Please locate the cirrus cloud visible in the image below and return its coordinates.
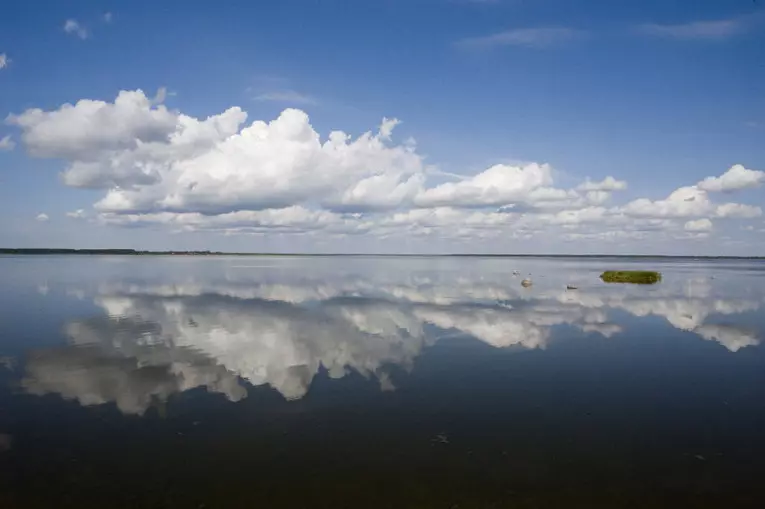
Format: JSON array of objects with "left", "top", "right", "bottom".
[
  {"left": 456, "top": 27, "right": 587, "bottom": 50},
  {"left": 636, "top": 19, "right": 745, "bottom": 40}
]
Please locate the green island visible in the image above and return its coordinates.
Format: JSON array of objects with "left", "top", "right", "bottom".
[{"left": 600, "top": 270, "right": 662, "bottom": 284}]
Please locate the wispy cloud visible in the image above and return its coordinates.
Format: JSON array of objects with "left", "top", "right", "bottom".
[
  {"left": 456, "top": 27, "right": 587, "bottom": 50},
  {"left": 151, "top": 87, "right": 176, "bottom": 105},
  {"left": 67, "top": 209, "right": 87, "bottom": 219},
  {"left": 36, "top": 213, "right": 49, "bottom": 222},
  {"left": 637, "top": 19, "right": 745, "bottom": 40},
  {"left": 104, "top": 12, "right": 113, "bottom": 23},
  {"left": 0, "top": 53, "right": 9, "bottom": 70},
  {"left": 0, "top": 135, "right": 15, "bottom": 151},
  {"left": 636, "top": 10, "right": 765, "bottom": 41},
  {"left": 64, "top": 19, "right": 89, "bottom": 39},
  {"left": 253, "top": 90, "right": 318, "bottom": 105}
]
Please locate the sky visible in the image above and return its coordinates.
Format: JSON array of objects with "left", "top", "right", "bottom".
[{"left": 0, "top": 0, "right": 763, "bottom": 255}]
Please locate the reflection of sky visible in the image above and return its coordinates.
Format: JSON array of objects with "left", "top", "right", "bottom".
[{"left": 12, "top": 257, "right": 765, "bottom": 414}]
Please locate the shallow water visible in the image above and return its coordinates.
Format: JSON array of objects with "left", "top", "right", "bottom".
[{"left": 1, "top": 255, "right": 765, "bottom": 508}]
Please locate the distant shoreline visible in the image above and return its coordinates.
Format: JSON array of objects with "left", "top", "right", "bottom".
[{"left": 0, "top": 248, "right": 763, "bottom": 259}]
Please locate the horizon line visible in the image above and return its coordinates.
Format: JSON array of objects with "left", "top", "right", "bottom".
[{"left": 0, "top": 248, "right": 763, "bottom": 259}]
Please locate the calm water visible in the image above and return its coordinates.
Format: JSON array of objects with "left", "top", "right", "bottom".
[{"left": 1, "top": 256, "right": 765, "bottom": 508}]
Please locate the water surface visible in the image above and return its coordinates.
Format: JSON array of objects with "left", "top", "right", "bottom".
[{"left": 1, "top": 256, "right": 765, "bottom": 508}]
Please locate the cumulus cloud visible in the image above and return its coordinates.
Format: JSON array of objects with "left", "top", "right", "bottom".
[
  {"left": 6, "top": 90, "right": 182, "bottom": 164},
  {"left": 0, "top": 53, "right": 9, "bottom": 70},
  {"left": 715, "top": 203, "right": 762, "bottom": 219},
  {"left": 0, "top": 135, "right": 14, "bottom": 151},
  {"left": 555, "top": 207, "right": 620, "bottom": 226},
  {"left": 98, "top": 206, "right": 373, "bottom": 237},
  {"left": 623, "top": 183, "right": 760, "bottom": 221},
  {"left": 697, "top": 164, "right": 765, "bottom": 192},
  {"left": 8, "top": 92, "right": 426, "bottom": 214},
  {"left": 684, "top": 218, "right": 712, "bottom": 232},
  {"left": 572, "top": 177, "right": 627, "bottom": 206},
  {"left": 63, "top": 19, "right": 89, "bottom": 39},
  {"left": 576, "top": 176, "right": 627, "bottom": 192},
  {"left": 36, "top": 213, "right": 49, "bottom": 222},
  {"left": 415, "top": 163, "right": 554, "bottom": 208},
  {"left": 623, "top": 186, "right": 710, "bottom": 218},
  {"left": 6, "top": 89, "right": 763, "bottom": 248}
]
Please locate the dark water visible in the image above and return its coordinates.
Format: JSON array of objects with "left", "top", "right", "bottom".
[{"left": 1, "top": 256, "right": 765, "bottom": 508}]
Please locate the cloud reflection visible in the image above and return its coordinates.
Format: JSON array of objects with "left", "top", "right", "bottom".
[
  {"left": 22, "top": 316, "right": 247, "bottom": 415},
  {"left": 19, "top": 267, "right": 761, "bottom": 413}
]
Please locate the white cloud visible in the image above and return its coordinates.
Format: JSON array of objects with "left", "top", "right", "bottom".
[
  {"left": 6, "top": 90, "right": 181, "bottom": 163},
  {"left": 623, "top": 186, "right": 711, "bottom": 218},
  {"left": 377, "top": 207, "right": 516, "bottom": 240},
  {"left": 0, "top": 53, "right": 9, "bottom": 70},
  {"left": 584, "top": 190, "right": 611, "bottom": 204},
  {"left": 98, "top": 206, "right": 371, "bottom": 236},
  {"left": 715, "top": 203, "right": 762, "bottom": 219},
  {"left": 0, "top": 135, "right": 15, "bottom": 151},
  {"left": 378, "top": 117, "right": 400, "bottom": 140},
  {"left": 151, "top": 87, "right": 167, "bottom": 105},
  {"left": 571, "top": 177, "right": 626, "bottom": 207},
  {"left": 7, "top": 88, "right": 764, "bottom": 249},
  {"left": 66, "top": 209, "right": 87, "bottom": 219},
  {"left": 576, "top": 176, "right": 627, "bottom": 192},
  {"left": 621, "top": 184, "right": 761, "bottom": 222},
  {"left": 91, "top": 111, "right": 422, "bottom": 214},
  {"left": 545, "top": 206, "right": 610, "bottom": 225},
  {"left": 697, "top": 164, "right": 765, "bottom": 192},
  {"left": 415, "top": 163, "right": 554, "bottom": 208},
  {"left": 684, "top": 218, "right": 712, "bottom": 232},
  {"left": 36, "top": 213, "right": 49, "bottom": 222},
  {"left": 63, "top": 19, "right": 89, "bottom": 39},
  {"left": 637, "top": 19, "right": 744, "bottom": 40},
  {"left": 253, "top": 90, "right": 317, "bottom": 105},
  {"left": 456, "top": 27, "right": 586, "bottom": 50},
  {"left": 104, "top": 12, "right": 113, "bottom": 23}
]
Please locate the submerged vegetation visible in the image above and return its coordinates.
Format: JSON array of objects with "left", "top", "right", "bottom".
[{"left": 600, "top": 270, "right": 662, "bottom": 284}]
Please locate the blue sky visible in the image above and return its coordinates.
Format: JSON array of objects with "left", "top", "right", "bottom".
[{"left": 1, "top": 0, "right": 763, "bottom": 254}]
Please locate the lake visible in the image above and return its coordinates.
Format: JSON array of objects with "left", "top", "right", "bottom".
[{"left": 1, "top": 255, "right": 765, "bottom": 508}]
